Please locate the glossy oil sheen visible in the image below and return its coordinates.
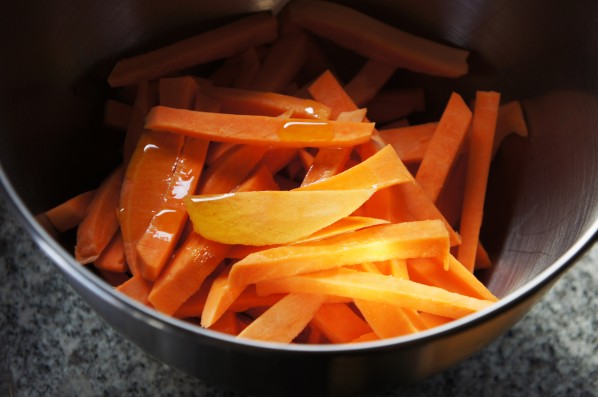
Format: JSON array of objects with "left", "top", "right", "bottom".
[{"left": 0, "top": 0, "right": 596, "bottom": 396}]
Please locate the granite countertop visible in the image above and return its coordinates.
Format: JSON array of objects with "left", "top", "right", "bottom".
[{"left": 0, "top": 194, "right": 596, "bottom": 397}]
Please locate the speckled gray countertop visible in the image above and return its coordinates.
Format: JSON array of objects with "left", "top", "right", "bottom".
[{"left": 0, "top": 194, "right": 597, "bottom": 397}]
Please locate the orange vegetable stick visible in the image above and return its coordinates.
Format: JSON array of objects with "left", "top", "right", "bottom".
[
  {"left": 311, "top": 302, "right": 373, "bottom": 343},
  {"left": 44, "top": 190, "right": 95, "bottom": 232},
  {"left": 364, "top": 88, "right": 426, "bottom": 124},
  {"left": 108, "top": 13, "right": 279, "bottom": 87},
  {"left": 205, "top": 142, "right": 238, "bottom": 166},
  {"left": 135, "top": 136, "right": 208, "bottom": 281},
  {"left": 199, "top": 144, "right": 269, "bottom": 194},
  {"left": 354, "top": 299, "right": 427, "bottom": 339},
  {"left": 173, "top": 272, "right": 216, "bottom": 319},
  {"left": 202, "top": 86, "right": 331, "bottom": 119},
  {"left": 407, "top": 255, "right": 498, "bottom": 301},
  {"left": 300, "top": 147, "right": 351, "bottom": 186},
  {"left": 390, "top": 181, "right": 462, "bottom": 247},
  {"left": 226, "top": 216, "right": 389, "bottom": 259},
  {"left": 345, "top": 59, "right": 397, "bottom": 107},
  {"left": 93, "top": 230, "right": 127, "bottom": 273},
  {"left": 231, "top": 47, "right": 261, "bottom": 89},
  {"left": 257, "top": 268, "right": 494, "bottom": 319},
  {"left": 147, "top": 233, "right": 230, "bottom": 315},
  {"left": 286, "top": 1, "right": 469, "bottom": 77},
  {"left": 123, "top": 81, "right": 158, "bottom": 165},
  {"left": 351, "top": 332, "right": 380, "bottom": 343},
  {"left": 355, "top": 259, "right": 428, "bottom": 338},
  {"left": 201, "top": 267, "right": 246, "bottom": 327},
  {"left": 209, "top": 311, "right": 241, "bottom": 336},
  {"left": 257, "top": 147, "right": 299, "bottom": 175},
  {"left": 308, "top": 70, "right": 357, "bottom": 120},
  {"left": 115, "top": 274, "right": 153, "bottom": 307},
  {"left": 145, "top": 106, "right": 374, "bottom": 148},
  {"left": 120, "top": 79, "right": 197, "bottom": 276},
  {"left": 228, "top": 285, "right": 286, "bottom": 312},
  {"left": 301, "top": 71, "right": 363, "bottom": 186},
  {"left": 418, "top": 313, "right": 453, "bottom": 328},
  {"left": 233, "top": 165, "right": 280, "bottom": 193},
  {"left": 296, "top": 145, "right": 412, "bottom": 192},
  {"left": 415, "top": 92, "right": 472, "bottom": 202},
  {"left": 237, "top": 293, "right": 326, "bottom": 343},
  {"left": 103, "top": 100, "right": 133, "bottom": 130},
  {"left": 229, "top": 220, "right": 450, "bottom": 288},
  {"left": 379, "top": 123, "right": 438, "bottom": 164},
  {"left": 75, "top": 166, "right": 124, "bottom": 264},
  {"left": 458, "top": 91, "right": 500, "bottom": 272},
  {"left": 185, "top": 189, "right": 374, "bottom": 246},
  {"left": 135, "top": 78, "right": 209, "bottom": 281},
  {"left": 249, "top": 32, "right": 308, "bottom": 93}
]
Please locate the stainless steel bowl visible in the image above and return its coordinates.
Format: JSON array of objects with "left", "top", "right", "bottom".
[{"left": 0, "top": 0, "right": 597, "bottom": 395}]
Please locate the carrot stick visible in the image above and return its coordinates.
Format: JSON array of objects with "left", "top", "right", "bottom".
[
  {"left": 228, "top": 285, "right": 286, "bottom": 312},
  {"left": 394, "top": 184, "right": 460, "bottom": 247},
  {"left": 233, "top": 165, "right": 279, "bottom": 193},
  {"left": 133, "top": 78, "right": 209, "bottom": 280},
  {"left": 308, "top": 70, "right": 357, "bottom": 120},
  {"left": 345, "top": 59, "right": 397, "bottom": 107},
  {"left": 257, "top": 268, "right": 494, "bottom": 319},
  {"left": 199, "top": 144, "right": 269, "bottom": 194},
  {"left": 202, "top": 86, "right": 331, "bottom": 119},
  {"left": 415, "top": 92, "right": 472, "bottom": 202},
  {"left": 145, "top": 106, "right": 374, "bottom": 148},
  {"left": 120, "top": 78, "right": 198, "bottom": 276},
  {"left": 418, "top": 313, "right": 453, "bottom": 328},
  {"left": 108, "top": 13, "right": 279, "bottom": 87},
  {"left": 185, "top": 189, "right": 374, "bottom": 246},
  {"left": 354, "top": 299, "right": 427, "bottom": 338},
  {"left": 173, "top": 276, "right": 213, "bottom": 319},
  {"left": 364, "top": 88, "right": 426, "bottom": 124},
  {"left": 122, "top": 82, "right": 159, "bottom": 165},
  {"left": 231, "top": 47, "right": 261, "bottom": 89},
  {"left": 147, "top": 233, "right": 230, "bottom": 315},
  {"left": 237, "top": 293, "right": 326, "bottom": 343},
  {"left": 378, "top": 122, "right": 438, "bottom": 164},
  {"left": 201, "top": 267, "right": 246, "bottom": 327},
  {"left": 257, "top": 147, "right": 299, "bottom": 175},
  {"left": 458, "top": 91, "right": 500, "bottom": 272},
  {"left": 286, "top": 1, "right": 469, "bottom": 77},
  {"left": 94, "top": 230, "right": 127, "bottom": 273},
  {"left": 115, "top": 274, "right": 153, "bottom": 307},
  {"left": 355, "top": 259, "right": 428, "bottom": 338},
  {"left": 75, "top": 166, "right": 124, "bottom": 264},
  {"left": 205, "top": 142, "right": 238, "bottom": 166},
  {"left": 296, "top": 145, "right": 412, "bottom": 192},
  {"left": 311, "top": 302, "right": 373, "bottom": 343},
  {"left": 135, "top": 136, "right": 208, "bottom": 280},
  {"left": 208, "top": 311, "right": 241, "bottom": 335},
  {"left": 249, "top": 32, "right": 308, "bottom": 93},
  {"left": 407, "top": 255, "right": 498, "bottom": 301},
  {"left": 44, "top": 190, "right": 95, "bottom": 232},
  {"left": 103, "top": 100, "right": 133, "bottom": 130},
  {"left": 432, "top": 153, "right": 467, "bottom": 228},
  {"left": 229, "top": 220, "right": 450, "bottom": 288},
  {"left": 226, "top": 216, "right": 389, "bottom": 259}
]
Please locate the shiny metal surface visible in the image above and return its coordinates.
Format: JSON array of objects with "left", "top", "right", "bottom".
[{"left": 0, "top": 0, "right": 597, "bottom": 395}]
